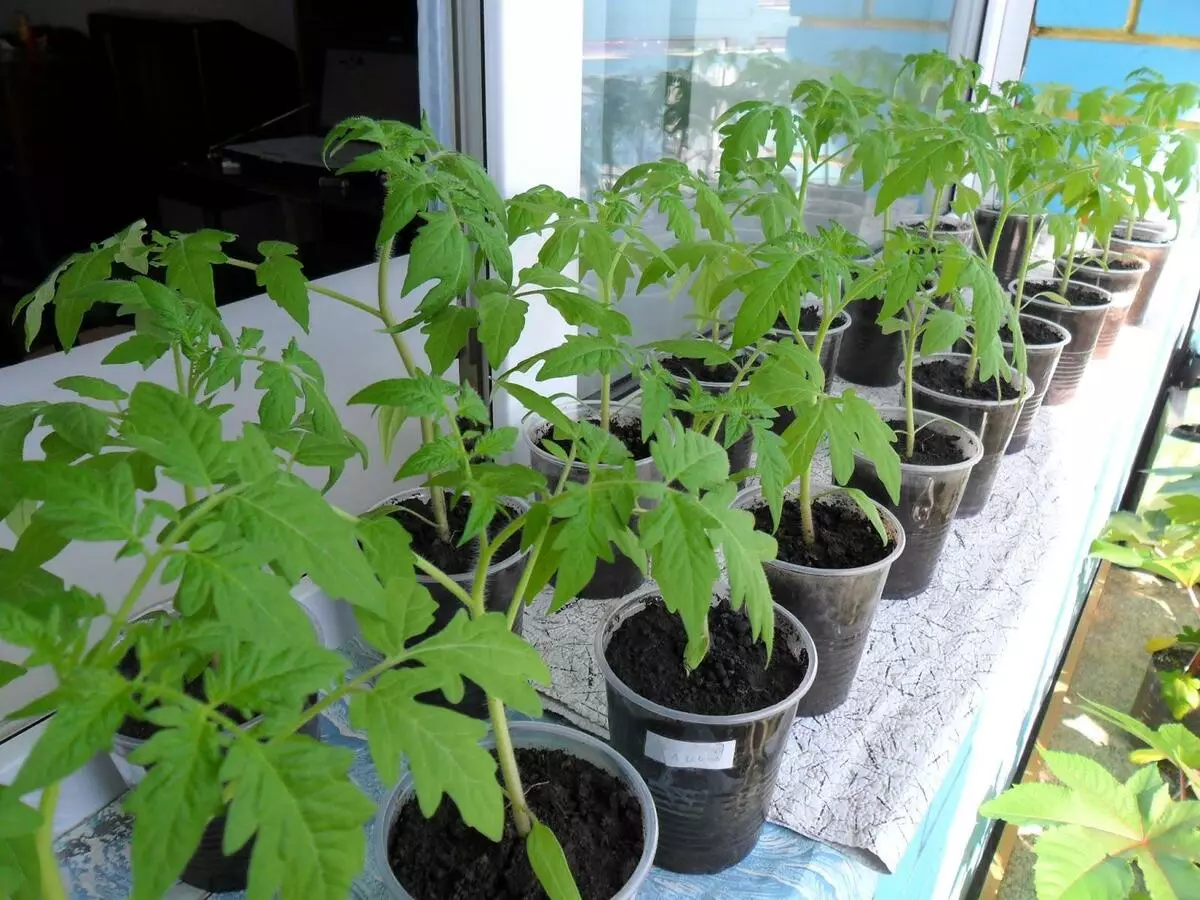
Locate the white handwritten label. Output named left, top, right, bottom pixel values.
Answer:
left=643, top=732, right=736, bottom=770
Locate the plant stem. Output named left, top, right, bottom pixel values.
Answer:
left=1058, top=231, right=1079, bottom=294
left=488, top=696, right=533, bottom=835
left=375, top=239, right=450, bottom=540
left=37, top=783, right=66, bottom=900
left=600, top=374, right=611, bottom=431
left=986, top=203, right=1008, bottom=269
left=1012, top=214, right=1038, bottom=315
left=927, top=186, right=945, bottom=233
left=171, top=347, right=197, bottom=506
left=799, top=469, right=816, bottom=546
left=797, top=148, right=811, bottom=229
left=309, top=284, right=386, bottom=319
left=904, top=318, right=918, bottom=459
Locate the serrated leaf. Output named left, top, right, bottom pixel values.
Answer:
left=422, top=304, right=478, bottom=374
left=527, top=821, right=583, bottom=900
left=471, top=426, right=518, bottom=461
left=349, top=668, right=500, bottom=835
left=840, top=488, right=889, bottom=544
left=40, top=402, right=110, bottom=455
left=177, top=552, right=316, bottom=645
left=752, top=425, right=789, bottom=530
left=122, top=383, right=229, bottom=488
left=650, top=426, right=729, bottom=492
left=536, top=335, right=626, bottom=380
left=13, top=670, right=130, bottom=792
left=478, top=292, right=528, bottom=366
left=54, top=375, right=127, bottom=402
left=125, top=707, right=223, bottom=900
left=203, top=640, right=345, bottom=716
left=348, top=375, right=457, bottom=417
left=703, top=484, right=776, bottom=656
left=227, top=479, right=386, bottom=614
left=221, top=738, right=374, bottom=900
left=355, top=577, right=437, bottom=656
left=403, top=211, right=472, bottom=314
left=161, top=230, right=231, bottom=310
left=7, top=460, right=136, bottom=543
left=407, top=611, right=549, bottom=715
left=501, top=382, right=575, bottom=434
left=395, top=435, right=463, bottom=479
left=256, top=241, right=310, bottom=331
left=103, top=332, right=170, bottom=368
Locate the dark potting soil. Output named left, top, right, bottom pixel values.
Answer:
left=387, top=748, right=644, bottom=900
left=661, top=353, right=740, bottom=384
left=751, top=498, right=895, bottom=569
left=913, top=358, right=1022, bottom=402
left=774, top=306, right=823, bottom=331
left=885, top=419, right=968, bottom=466
left=999, top=317, right=1063, bottom=346
left=539, top=417, right=652, bottom=462
left=1152, top=644, right=1198, bottom=673
left=388, top=497, right=521, bottom=577
left=902, top=220, right=964, bottom=234
left=1072, top=253, right=1145, bottom=272
left=1023, top=280, right=1109, bottom=307
left=605, top=600, right=809, bottom=716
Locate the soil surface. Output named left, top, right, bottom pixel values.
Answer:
left=389, top=497, right=521, bottom=576
left=1023, top=280, right=1109, bottom=307
left=539, top=417, right=652, bottom=462
left=605, top=600, right=809, bottom=715
left=885, top=419, right=969, bottom=466
left=662, top=353, right=740, bottom=384
left=388, top=748, right=644, bottom=900
left=1000, top=317, right=1064, bottom=346
left=772, top=308, right=850, bottom=333
left=752, top=497, right=895, bottom=569
left=914, top=358, right=1022, bottom=402
left=902, top=220, right=965, bottom=234
left=1071, top=253, right=1145, bottom=271
left=1152, top=644, right=1198, bottom=673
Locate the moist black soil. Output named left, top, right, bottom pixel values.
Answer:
left=1000, top=317, right=1064, bottom=346
left=605, top=600, right=808, bottom=715
left=772, top=308, right=850, bottom=333
left=662, top=353, right=740, bottom=384
left=116, top=647, right=248, bottom=740
left=752, top=498, right=895, bottom=569
left=539, top=417, right=652, bottom=461
left=1023, top=280, right=1109, bottom=307
left=388, top=497, right=521, bottom=576
left=902, top=220, right=964, bottom=234
left=885, top=419, right=968, bottom=466
left=388, top=748, right=644, bottom=900
left=914, top=358, right=1022, bottom=401
left=1072, top=253, right=1145, bottom=271
left=1152, top=645, right=1198, bottom=674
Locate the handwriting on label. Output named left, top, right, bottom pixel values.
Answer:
left=643, top=732, right=736, bottom=770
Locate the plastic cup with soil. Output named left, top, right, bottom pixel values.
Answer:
left=373, top=720, right=658, bottom=900
left=1013, top=279, right=1113, bottom=405
left=1054, top=252, right=1149, bottom=358
left=848, top=408, right=983, bottom=599
left=898, top=213, right=974, bottom=250
left=998, top=314, right=1071, bottom=454
left=522, top=399, right=659, bottom=599
left=660, top=354, right=754, bottom=475
left=766, top=304, right=852, bottom=432
left=372, top=489, right=529, bottom=715
left=112, top=621, right=322, bottom=893
left=1131, top=644, right=1200, bottom=732
left=836, top=292, right=904, bottom=388
left=596, top=588, right=816, bottom=874
left=910, top=353, right=1030, bottom=518
left=1109, top=225, right=1174, bottom=326
left=973, top=206, right=1044, bottom=285
left=735, top=487, right=904, bottom=716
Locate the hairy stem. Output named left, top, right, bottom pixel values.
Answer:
left=600, top=374, right=611, bottom=432
left=904, top=317, right=918, bottom=459
left=376, top=240, right=450, bottom=540
left=489, top=696, right=533, bottom=835
left=1058, top=231, right=1079, bottom=294
left=1012, top=214, right=1038, bottom=315
left=171, top=347, right=197, bottom=506
left=38, top=783, right=66, bottom=900
left=225, top=256, right=383, bottom=319
left=927, top=186, right=945, bottom=234
left=985, top=203, right=1008, bottom=270
left=799, top=469, right=816, bottom=546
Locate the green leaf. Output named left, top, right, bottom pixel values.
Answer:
left=840, top=391, right=901, bottom=502
left=471, top=426, right=518, bottom=461
left=54, top=375, right=127, bottom=402
left=402, top=211, right=472, bottom=313
left=13, top=670, right=131, bottom=792
left=256, top=241, right=310, bottom=330
left=121, top=383, right=229, bottom=488
left=39, top=402, right=110, bottom=455
left=640, top=493, right=719, bottom=668
left=349, top=668, right=500, bottom=836
left=379, top=179, right=435, bottom=247
left=501, top=382, right=575, bottom=434
left=527, top=821, right=583, bottom=900
left=0, top=661, right=25, bottom=689
left=639, top=375, right=673, bottom=443
left=650, top=426, right=729, bottom=492
left=407, top=611, right=549, bottom=716
left=102, top=332, right=169, bottom=368
left=840, top=488, right=889, bottom=545
left=478, top=292, right=529, bottom=366
left=52, top=246, right=119, bottom=349
left=536, top=335, right=626, bottom=380
left=1033, top=825, right=1134, bottom=900
left=752, top=425, right=789, bottom=530
left=227, top=478, right=387, bottom=614
left=395, top=435, right=464, bottom=479
left=348, top=375, right=458, bottom=416
left=160, top=230, right=231, bottom=309
left=422, top=304, right=478, bottom=374
left=0, top=404, right=41, bottom=464
left=125, top=708, right=223, bottom=900
left=355, top=577, right=437, bottom=656
left=7, top=461, right=136, bottom=543
left=543, top=290, right=632, bottom=336
left=221, top=738, right=374, bottom=900
left=203, top=640, right=345, bottom=716
left=703, top=484, right=776, bottom=656
left=920, top=307, right=968, bottom=355
left=177, top=551, right=316, bottom=643
left=470, top=220, right=514, bottom=284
